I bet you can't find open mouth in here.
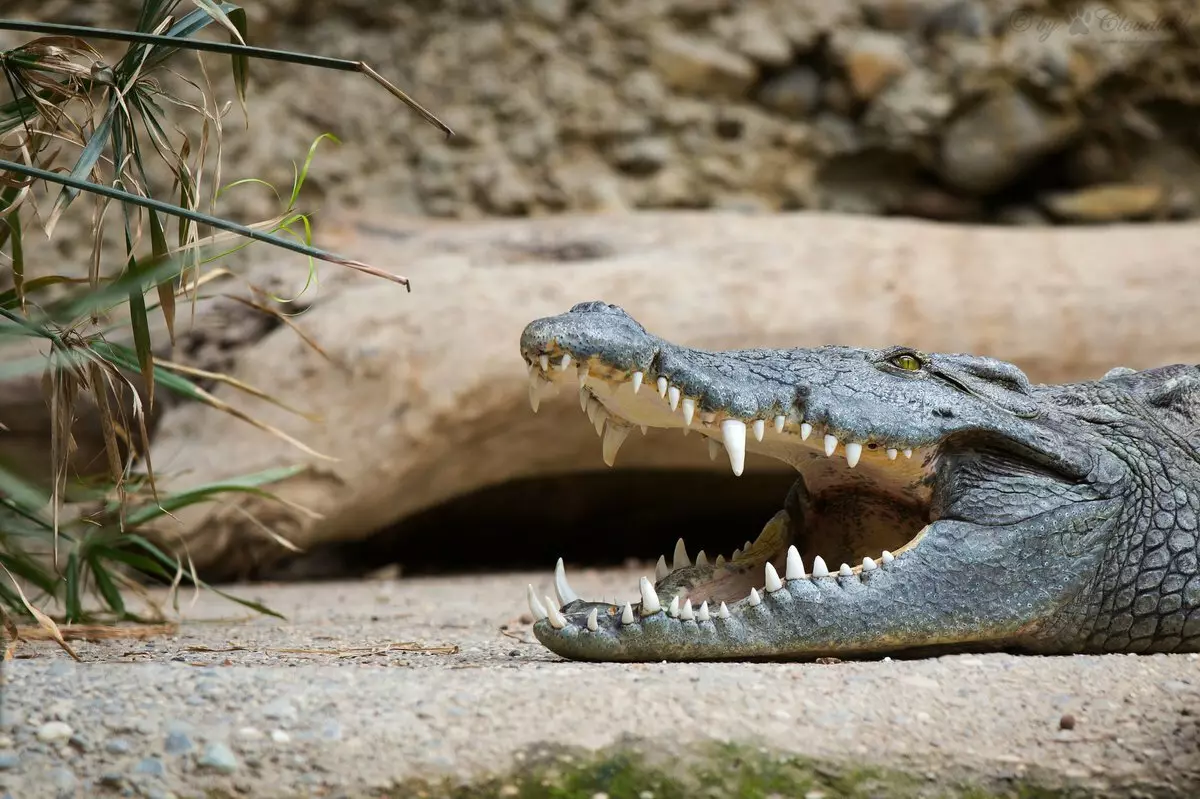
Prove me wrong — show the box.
[521,349,938,631]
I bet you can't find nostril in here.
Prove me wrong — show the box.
[933,408,955,419]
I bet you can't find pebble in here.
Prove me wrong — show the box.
[134,757,166,777]
[49,767,76,794]
[36,722,73,745]
[198,743,238,774]
[105,738,132,755]
[0,751,18,770]
[164,731,193,755]
[271,730,291,743]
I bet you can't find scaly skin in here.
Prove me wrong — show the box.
[517,301,1200,662]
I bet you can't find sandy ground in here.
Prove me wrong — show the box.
[5,567,1200,798]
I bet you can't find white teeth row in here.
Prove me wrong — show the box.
[530,545,900,631]
[530,355,919,472]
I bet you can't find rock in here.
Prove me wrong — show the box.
[198,742,239,774]
[49,767,76,795]
[164,731,193,755]
[756,66,821,118]
[609,137,673,176]
[649,32,758,98]
[835,30,912,100]
[105,738,132,755]
[716,8,792,67]
[1041,184,1166,223]
[470,158,536,216]
[0,751,18,770]
[144,212,1200,577]
[133,757,166,777]
[36,722,72,745]
[939,89,1082,193]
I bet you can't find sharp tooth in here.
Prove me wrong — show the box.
[811,556,830,577]
[774,415,786,434]
[621,603,635,624]
[695,550,708,568]
[680,599,695,621]
[697,601,710,622]
[528,362,538,380]
[539,355,549,371]
[672,538,691,570]
[579,387,590,411]
[800,422,812,440]
[545,597,567,629]
[656,377,668,398]
[639,577,661,614]
[640,425,648,435]
[700,411,715,425]
[708,438,721,461]
[752,419,765,441]
[731,547,742,561]
[668,385,681,411]
[554,558,579,606]
[529,384,541,413]
[764,562,783,593]
[823,434,838,456]
[886,448,898,460]
[586,397,599,423]
[721,419,747,476]
[668,596,680,617]
[786,545,804,580]
[655,555,669,581]
[748,588,762,607]
[577,364,589,388]
[586,608,598,631]
[593,407,609,436]
[527,585,548,620]
[602,423,631,466]
[845,442,862,468]
[631,371,644,394]
[681,398,696,426]
[881,550,895,564]
[839,563,853,577]
[903,449,913,459]
[714,554,726,568]
[718,601,730,619]
[744,539,753,552]
[862,556,877,571]
[558,354,572,371]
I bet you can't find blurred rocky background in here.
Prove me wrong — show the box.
[6,0,1200,580]
[9,0,1200,230]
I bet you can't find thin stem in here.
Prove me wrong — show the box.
[0,20,453,137]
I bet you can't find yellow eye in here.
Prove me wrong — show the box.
[892,353,922,371]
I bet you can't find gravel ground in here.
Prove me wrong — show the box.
[4,568,1200,798]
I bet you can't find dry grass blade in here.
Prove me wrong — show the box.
[1,563,80,661]
[229,504,303,553]
[224,293,333,363]
[152,356,321,421]
[15,622,177,641]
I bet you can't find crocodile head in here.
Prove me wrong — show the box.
[517,301,1196,662]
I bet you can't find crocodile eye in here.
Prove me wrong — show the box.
[891,353,923,371]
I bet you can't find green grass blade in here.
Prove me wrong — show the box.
[0,277,90,311]
[0,553,56,594]
[128,283,155,408]
[122,465,304,528]
[0,462,50,512]
[46,95,118,231]
[226,5,250,118]
[91,547,173,581]
[4,208,22,311]
[88,554,127,616]
[64,549,83,623]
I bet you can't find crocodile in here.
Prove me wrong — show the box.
[517,301,1200,662]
